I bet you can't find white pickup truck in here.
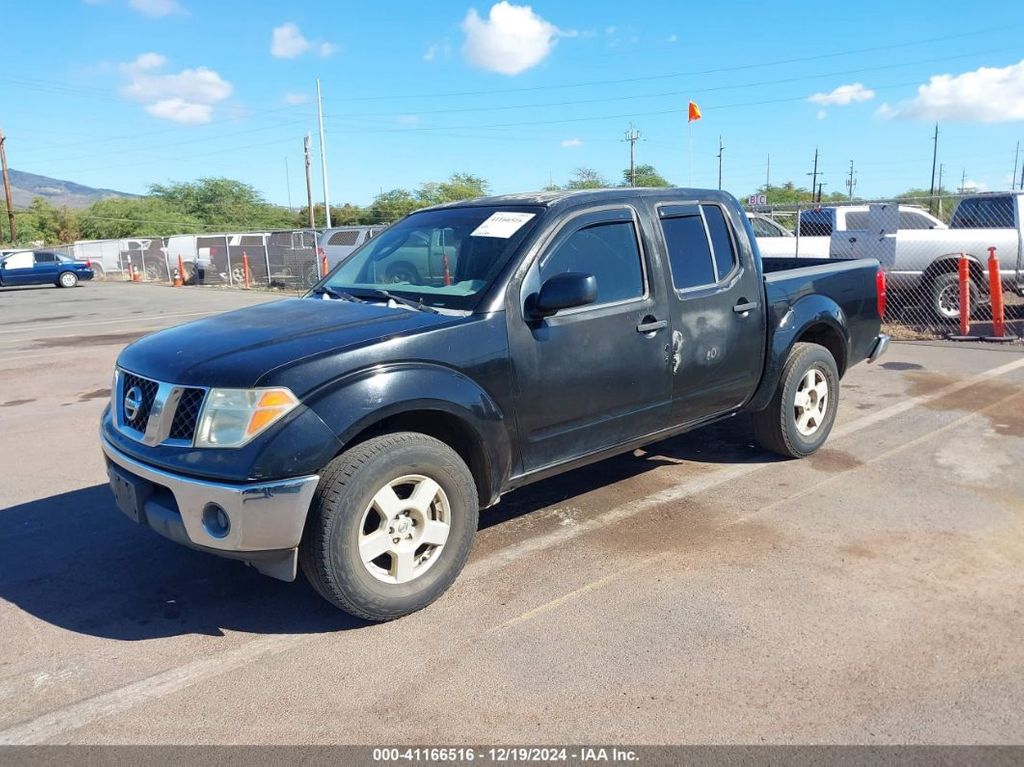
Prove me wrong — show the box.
[750,205,946,260]
[832,193,1024,319]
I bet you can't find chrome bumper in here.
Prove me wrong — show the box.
[867,333,891,363]
[101,437,319,581]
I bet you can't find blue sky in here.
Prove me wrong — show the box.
[3,0,1024,206]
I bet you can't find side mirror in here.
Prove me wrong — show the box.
[528,272,597,318]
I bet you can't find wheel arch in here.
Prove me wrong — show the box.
[922,254,986,287]
[747,294,850,412]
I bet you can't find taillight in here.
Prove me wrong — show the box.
[876,269,887,319]
[85,260,91,268]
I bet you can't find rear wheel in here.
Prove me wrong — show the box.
[930,271,980,322]
[58,271,79,288]
[752,342,839,458]
[300,432,478,621]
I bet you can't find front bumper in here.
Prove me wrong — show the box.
[101,436,319,581]
[867,333,891,363]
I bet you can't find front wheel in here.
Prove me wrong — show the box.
[58,271,79,288]
[300,432,479,621]
[752,342,839,458]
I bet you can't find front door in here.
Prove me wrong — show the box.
[651,202,765,422]
[508,206,672,473]
[0,251,36,286]
[32,252,61,284]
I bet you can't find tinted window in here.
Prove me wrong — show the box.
[660,215,715,290]
[34,252,57,263]
[240,235,264,247]
[799,210,833,236]
[951,197,1015,229]
[845,212,870,230]
[542,220,644,305]
[328,230,361,246]
[702,205,737,278]
[750,216,786,237]
[898,211,934,230]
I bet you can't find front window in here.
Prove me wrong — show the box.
[320,205,543,310]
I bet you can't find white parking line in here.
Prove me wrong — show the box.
[2,354,1023,745]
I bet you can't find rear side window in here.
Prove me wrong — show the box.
[541,220,644,306]
[328,230,361,246]
[951,197,1015,229]
[701,205,737,279]
[660,215,715,290]
[34,252,57,263]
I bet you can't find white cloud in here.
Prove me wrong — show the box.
[271,22,336,59]
[667,33,678,44]
[423,39,452,62]
[561,137,583,147]
[808,82,875,106]
[146,99,211,124]
[963,179,987,192]
[877,59,1024,123]
[128,0,184,17]
[461,2,562,76]
[119,52,231,125]
[283,91,309,105]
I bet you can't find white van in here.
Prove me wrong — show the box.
[318,226,386,269]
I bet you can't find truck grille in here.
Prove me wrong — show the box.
[117,369,206,445]
[169,387,205,441]
[121,372,159,431]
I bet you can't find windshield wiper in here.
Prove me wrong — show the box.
[312,285,366,303]
[359,289,439,314]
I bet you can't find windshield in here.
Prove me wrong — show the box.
[318,205,543,310]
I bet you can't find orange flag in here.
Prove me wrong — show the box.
[688,100,702,123]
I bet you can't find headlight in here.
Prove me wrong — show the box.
[194,387,299,448]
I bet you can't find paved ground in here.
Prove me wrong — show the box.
[1,281,1023,745]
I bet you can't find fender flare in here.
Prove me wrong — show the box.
[747,294,850,412]
[305,362,512,505]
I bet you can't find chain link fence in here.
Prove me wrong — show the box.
[748,193,1024,342]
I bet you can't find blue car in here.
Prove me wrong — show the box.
[0,250,94,289]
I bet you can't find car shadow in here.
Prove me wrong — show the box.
[1,416,776,640]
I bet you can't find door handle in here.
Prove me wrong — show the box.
[636,317,667,333]
[733,300,758,314]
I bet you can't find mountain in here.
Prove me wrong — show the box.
[6,169,137,209]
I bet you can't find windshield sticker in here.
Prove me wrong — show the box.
[470,211,536,239]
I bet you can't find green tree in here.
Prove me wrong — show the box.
[79,197,200,239]
[566,168,609,190]
[148,177,293,230]
[622,164,671,187]
[367,189,421,223]
[416,173,490,206]
[12,198,80,244]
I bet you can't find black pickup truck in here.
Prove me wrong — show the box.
[101,189,888,621]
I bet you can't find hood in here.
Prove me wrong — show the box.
[117,297,460,388]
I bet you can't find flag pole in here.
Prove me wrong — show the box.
[688,122,693,187]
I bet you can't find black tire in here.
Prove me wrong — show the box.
[57,271,78,288]
[752,342,840,458]
[930,271,979,322]
[300,431,479,621]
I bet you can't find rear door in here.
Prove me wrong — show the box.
[508,205,673,472]
[654,202,765,423]
[33,252,61,284]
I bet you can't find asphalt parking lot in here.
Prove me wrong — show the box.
[1,281,1023,745]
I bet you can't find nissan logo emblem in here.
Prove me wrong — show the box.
[124,385,143,422]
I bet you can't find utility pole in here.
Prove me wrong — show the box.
[1013,141,1020,191]
[928,122,939,214]
[846,160,856,201]
[937,163,945,218]
[716,135,725,191]
[958,168,967,194]
[765,153,771,193]
[623,123,641,186]
[807,148,819,203]
[316,78,332,228]
[0,128,15,243]
[303,133,315,229]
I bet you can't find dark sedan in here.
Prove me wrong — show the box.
[0,250,94,288]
